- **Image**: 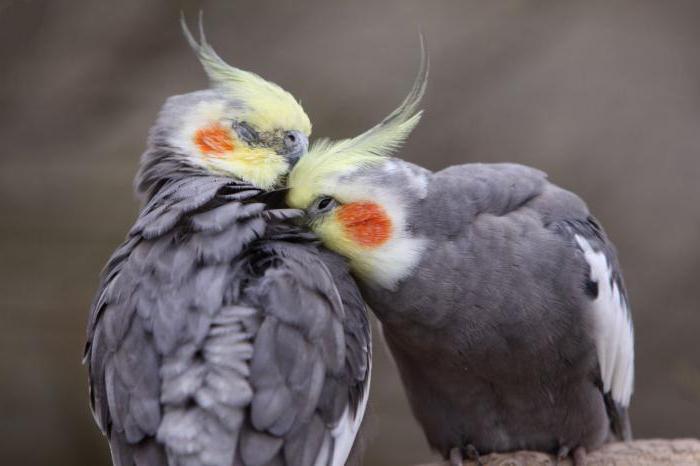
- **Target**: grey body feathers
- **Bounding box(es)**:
[85,175,370,466]
[360,162,632,457]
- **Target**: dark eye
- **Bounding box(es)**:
[234,122,258,143]
[314,196,337,213]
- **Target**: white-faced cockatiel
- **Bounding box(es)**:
[84,18,371,466]
[287,51,634,465]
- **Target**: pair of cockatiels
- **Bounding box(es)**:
[86,16,634,466]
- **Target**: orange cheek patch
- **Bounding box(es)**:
[194,124,234,156]
[337,202,393,248]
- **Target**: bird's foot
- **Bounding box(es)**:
[448,445,482,466]
[556,445,570,465]
[572,446,587,466]
[555,445,587,466]
[465,444,483,466]
[449,447,463,466]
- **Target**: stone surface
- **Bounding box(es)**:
[418,440,700,466]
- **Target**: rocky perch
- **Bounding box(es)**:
[419,439,700,466]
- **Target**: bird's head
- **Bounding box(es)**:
[287,44,428,290]
[137,17,311,199]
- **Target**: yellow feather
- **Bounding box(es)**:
[181,14,312,136]
[314,214,378,278]
[287,37,428,209]
[204,145,288,190]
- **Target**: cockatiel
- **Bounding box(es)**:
[84,18,371,466]
[287,53,634,464]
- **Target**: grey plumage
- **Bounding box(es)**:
[85,34,370,463]
[85,174,371,466]
[358,162,633,457]
[296,158,634,460]
[85,16,371,464]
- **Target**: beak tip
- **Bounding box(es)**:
[287,153,301,168]
[285,132,308,168]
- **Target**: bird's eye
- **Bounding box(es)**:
[285,131,297,146]
[233,122,258,143]
[314,196,337,213]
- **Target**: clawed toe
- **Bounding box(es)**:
[554,444,587,466]
[572,446,587,466]
[449,447,463,466]
[465,444,483,466]
[556,445,570,465]
[448,445,482,466]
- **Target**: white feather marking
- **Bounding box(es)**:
[325,357,372,466]
[313,431,331,466]
[575,235,634,406]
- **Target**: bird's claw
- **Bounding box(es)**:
[449,447,463,466]
[556,445,570,465]
[555,445,587,466]
[465,444,483,466]
[572,446,587,466]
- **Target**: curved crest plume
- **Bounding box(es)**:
[288,37,429,207]
[317,34,428,159]
[180,12,311,135]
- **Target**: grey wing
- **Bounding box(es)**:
[549,213,634,441]
[319,250,372,466]
[239,239,371,466]
[432,164,634,441]
[433,162,548,216]
[85,234,167,466]
[85,176,268,466]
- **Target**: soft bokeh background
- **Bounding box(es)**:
[2,0,700,464]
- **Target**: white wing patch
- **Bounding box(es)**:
[313,353,371,466]
[313,432,331,466]
[575,235,634,406]
[328,360,371,466]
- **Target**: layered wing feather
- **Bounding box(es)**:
[552,216,634,440]
[85,176,371,466]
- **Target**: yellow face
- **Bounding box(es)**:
[286,144,391,277]
[288,166,427,290]
[179,99,305,189]
[181,15,312,185]
[311,196,394,260]
[284,37,428,287]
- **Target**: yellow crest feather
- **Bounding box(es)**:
[181,13,312,136]
[288,37,428,208]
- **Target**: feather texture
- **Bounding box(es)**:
[85,176,371,466]
[287,36,428,210]
[294,158,635,457]
[575,235,634,408]
[180,13,311,136]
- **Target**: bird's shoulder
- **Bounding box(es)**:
[429,162,549,217]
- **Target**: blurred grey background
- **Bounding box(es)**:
[1,0,700,464]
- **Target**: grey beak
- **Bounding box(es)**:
[286,132,309,167]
